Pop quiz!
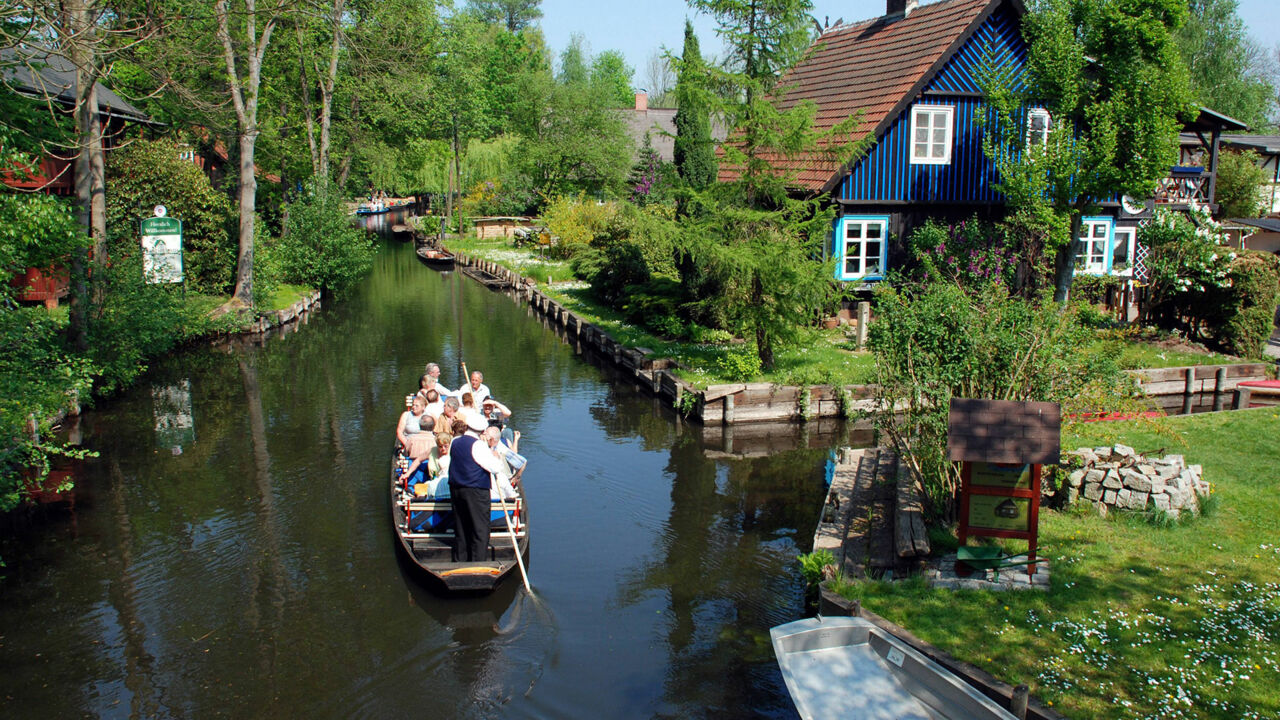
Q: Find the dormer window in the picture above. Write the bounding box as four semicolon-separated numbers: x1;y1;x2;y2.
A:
1026;108;1051;148
910;105;953;165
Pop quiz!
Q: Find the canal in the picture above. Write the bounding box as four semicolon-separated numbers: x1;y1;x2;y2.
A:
0;220;832;718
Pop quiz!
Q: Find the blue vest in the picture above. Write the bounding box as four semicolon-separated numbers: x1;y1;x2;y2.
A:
448;435;490;489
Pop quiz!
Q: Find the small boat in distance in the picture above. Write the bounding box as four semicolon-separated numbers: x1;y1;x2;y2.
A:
416;245;456;270
770;616;1017;720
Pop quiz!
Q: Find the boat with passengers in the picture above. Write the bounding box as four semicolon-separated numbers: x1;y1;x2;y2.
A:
389;397;529;592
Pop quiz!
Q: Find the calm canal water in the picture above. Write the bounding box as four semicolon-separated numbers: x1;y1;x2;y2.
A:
0;216;832;719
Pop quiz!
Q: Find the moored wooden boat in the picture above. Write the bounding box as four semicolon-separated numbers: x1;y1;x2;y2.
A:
391;222;412;237
389;452;529;593
770;616;1017;720
416;245;456;269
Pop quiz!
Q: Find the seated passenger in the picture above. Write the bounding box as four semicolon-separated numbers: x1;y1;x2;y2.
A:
424;362;452;397
396;396;428;453
457;392;483;426
462;370;491;405
422;388;444;419
434;396;460;432
481;398;512;428
483;426;519;501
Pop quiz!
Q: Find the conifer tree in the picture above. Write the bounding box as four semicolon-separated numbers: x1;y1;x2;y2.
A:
673;20;716;190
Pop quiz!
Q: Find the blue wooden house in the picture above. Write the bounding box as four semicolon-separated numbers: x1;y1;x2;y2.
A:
722;0;1246;285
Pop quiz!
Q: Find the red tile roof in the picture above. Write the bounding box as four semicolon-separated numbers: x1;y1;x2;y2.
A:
719;0;998;193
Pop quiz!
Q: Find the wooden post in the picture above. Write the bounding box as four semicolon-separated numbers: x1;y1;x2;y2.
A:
724;393;735;425
1235;387;1252;410
856;302;870;349
1213;367;1227;412
1011;685;1029;720
1182;367;1195;415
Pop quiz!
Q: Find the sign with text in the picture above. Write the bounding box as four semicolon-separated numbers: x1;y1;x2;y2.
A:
967;494;1031;532
970;462;1032;490
140;216;183;284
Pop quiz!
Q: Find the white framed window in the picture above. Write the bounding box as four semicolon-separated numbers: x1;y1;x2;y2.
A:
1111;226;1136;275
910;105;954;165
1074;217;1112;274
1026;108;1051;148
835;216;890;281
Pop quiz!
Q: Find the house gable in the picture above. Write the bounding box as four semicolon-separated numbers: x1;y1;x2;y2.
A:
838;2;1025;204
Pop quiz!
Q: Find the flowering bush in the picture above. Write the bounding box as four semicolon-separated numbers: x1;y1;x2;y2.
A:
906;219;1018;289
1142;206;1280;356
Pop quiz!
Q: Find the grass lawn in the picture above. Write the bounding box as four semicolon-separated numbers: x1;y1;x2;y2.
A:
443;233;878;387
262;283;314;313
831;409;1280;719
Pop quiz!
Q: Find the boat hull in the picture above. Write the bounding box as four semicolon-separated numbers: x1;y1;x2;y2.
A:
415;246;456;269
389;458;528;593
770;616;1016;720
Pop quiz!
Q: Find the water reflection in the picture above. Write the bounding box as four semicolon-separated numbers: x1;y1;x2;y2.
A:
0;236;834;719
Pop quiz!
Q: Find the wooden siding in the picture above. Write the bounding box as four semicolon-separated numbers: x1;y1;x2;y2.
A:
928;5;1026;94
838;6;1025;205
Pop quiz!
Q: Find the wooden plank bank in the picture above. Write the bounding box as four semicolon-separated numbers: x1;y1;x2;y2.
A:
451;251;875;426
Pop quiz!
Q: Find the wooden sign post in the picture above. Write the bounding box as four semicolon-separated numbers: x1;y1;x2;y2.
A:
947;399;1060;577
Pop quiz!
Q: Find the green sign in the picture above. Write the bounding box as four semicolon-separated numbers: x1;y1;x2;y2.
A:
968;495;1031;532
970;462;1032;490
140;217;184;284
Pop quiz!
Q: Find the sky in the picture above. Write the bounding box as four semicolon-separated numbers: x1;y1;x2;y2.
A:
539;0;1280;96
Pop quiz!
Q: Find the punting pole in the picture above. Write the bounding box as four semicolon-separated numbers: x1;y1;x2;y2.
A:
497;491;531;595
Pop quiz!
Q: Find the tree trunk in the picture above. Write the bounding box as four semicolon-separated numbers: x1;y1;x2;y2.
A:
1052;212;1083;304
296;23;321;175
317;0;343;178
232;131;258;305
68;0;105;349
752;272;774;370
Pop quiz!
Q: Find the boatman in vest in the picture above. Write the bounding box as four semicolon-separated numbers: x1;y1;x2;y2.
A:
448;413;507;562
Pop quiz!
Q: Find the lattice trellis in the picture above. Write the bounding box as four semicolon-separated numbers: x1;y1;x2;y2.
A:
1132;217;1152;284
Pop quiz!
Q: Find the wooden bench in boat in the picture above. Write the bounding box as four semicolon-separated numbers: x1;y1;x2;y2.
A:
403;497;525;539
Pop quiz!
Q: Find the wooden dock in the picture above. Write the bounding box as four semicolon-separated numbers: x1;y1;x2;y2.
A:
814;447;930;579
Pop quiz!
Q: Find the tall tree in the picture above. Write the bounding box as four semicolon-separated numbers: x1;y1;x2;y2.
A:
590;49;634;107
983;0;1197;303
295;0;345;178
214;0;291;307
643;50;675;106
466;0;542;32
672;20;716;190
683;0;860;369
1176;0;1276;130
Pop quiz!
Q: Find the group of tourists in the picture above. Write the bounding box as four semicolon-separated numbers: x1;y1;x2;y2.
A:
395;361;525;562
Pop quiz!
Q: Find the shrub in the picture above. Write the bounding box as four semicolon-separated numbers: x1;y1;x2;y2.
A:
541;194;618;259
716;343;763;382
105;138;236;295
907;218;1017;288
1214;149;1269;219
86;254;186;396
278;178;376;296
869;282;1134;521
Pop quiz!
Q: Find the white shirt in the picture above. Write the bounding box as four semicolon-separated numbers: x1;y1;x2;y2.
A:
466;431;506;475
459;382;490;405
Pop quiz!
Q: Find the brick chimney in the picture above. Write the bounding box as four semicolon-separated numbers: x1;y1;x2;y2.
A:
887;0;918;17
635;92;648;112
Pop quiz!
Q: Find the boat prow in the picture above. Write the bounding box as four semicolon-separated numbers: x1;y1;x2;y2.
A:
770;616;1017;720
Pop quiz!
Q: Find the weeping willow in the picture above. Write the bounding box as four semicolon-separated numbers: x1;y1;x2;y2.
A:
356;134;520;196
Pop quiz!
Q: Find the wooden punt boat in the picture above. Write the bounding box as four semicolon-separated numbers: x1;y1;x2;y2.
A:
391;222;412;237
415;245;456;269
770;616;1017;720
389;451;529;593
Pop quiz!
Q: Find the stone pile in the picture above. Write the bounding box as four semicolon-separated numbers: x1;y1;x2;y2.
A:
1061;444;1210;518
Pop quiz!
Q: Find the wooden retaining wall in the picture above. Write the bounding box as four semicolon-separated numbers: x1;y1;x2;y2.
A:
451;252;1274;425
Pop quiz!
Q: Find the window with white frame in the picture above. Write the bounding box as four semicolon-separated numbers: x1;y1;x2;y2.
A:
1026;108;1051;148
910;106;954;165
1111;226;1136;274
836;216;889;281
1074;218;1111;274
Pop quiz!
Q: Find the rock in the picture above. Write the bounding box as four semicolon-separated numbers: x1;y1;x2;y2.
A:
1162;454;1184;467
1194;480;1211;497
1140;464;1158;477
1093;447;1112;460
1156;464;1180;480
1084;468;1106;485
1096;462;1118;471
1096;502;1109;518
1187;464;1203;481
1173;473;1193;493
1084;483;1104;501
1151;477;1167;494
1066;487;1080;504
1168;488;1187;509
1122;469;1153;493
1131;491;1150;510
1114;444;1135;458
1152;493;1171;512
1117;488;1132;508
1167;507;1180;520
1076;448;1099;466
1104;489;1118;505
1068;470;1085;488
1103;470;1123;489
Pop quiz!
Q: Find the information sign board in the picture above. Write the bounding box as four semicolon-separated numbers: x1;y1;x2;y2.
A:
140;216;183;284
